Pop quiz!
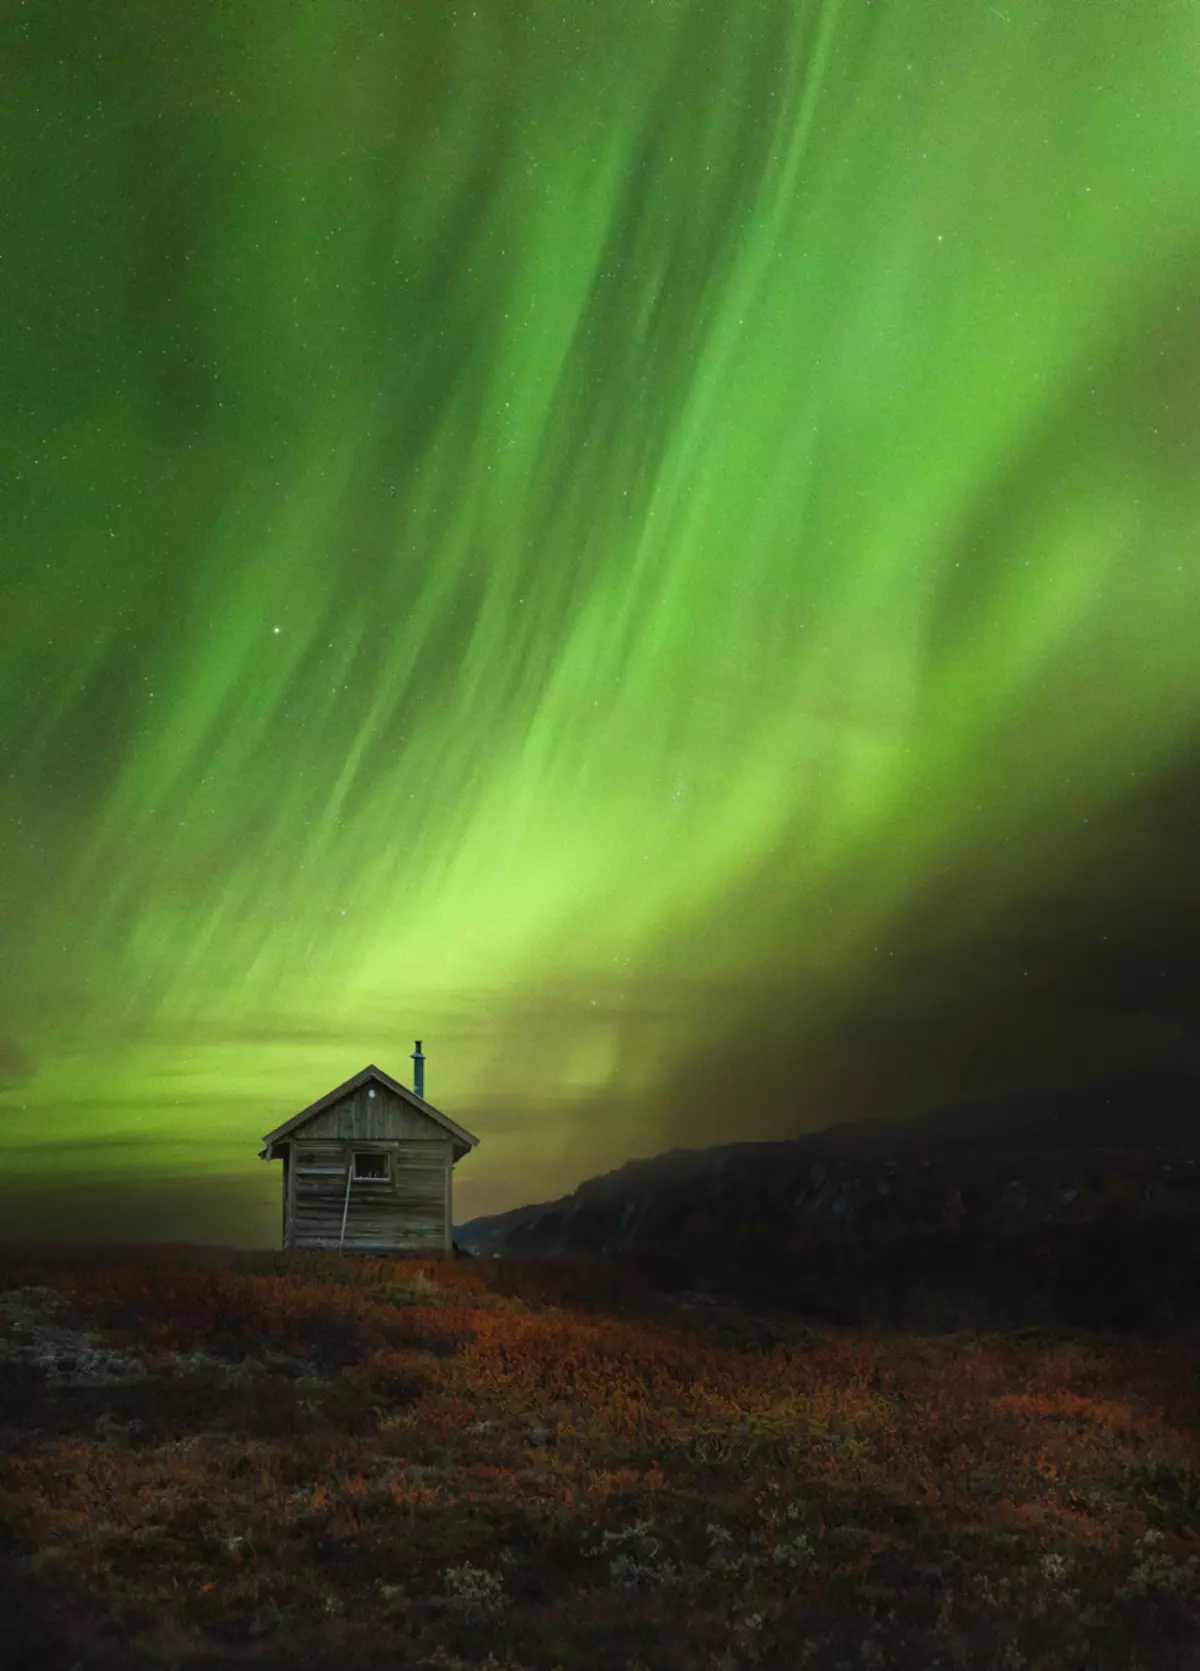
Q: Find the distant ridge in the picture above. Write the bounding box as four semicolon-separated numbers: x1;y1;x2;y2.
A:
458;1065;1200;1250
453;1067;1200;1333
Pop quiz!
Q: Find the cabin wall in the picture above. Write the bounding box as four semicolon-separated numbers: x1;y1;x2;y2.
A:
288;1134;451;1254
285;1140;297;1248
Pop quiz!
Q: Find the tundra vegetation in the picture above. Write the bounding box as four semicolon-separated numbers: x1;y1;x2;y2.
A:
0;1244;1197;1671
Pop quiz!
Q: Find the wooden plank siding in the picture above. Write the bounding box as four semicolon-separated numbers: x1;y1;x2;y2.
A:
282;1145;290;1248
444;1147;452;1255
297;1081;434;1142
285;1138;297;1249
286;1131;452;1253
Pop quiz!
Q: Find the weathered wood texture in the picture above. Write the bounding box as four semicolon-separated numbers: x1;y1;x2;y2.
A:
298;1080;435;1141
283;1093;452;1253
266;1069;474;1256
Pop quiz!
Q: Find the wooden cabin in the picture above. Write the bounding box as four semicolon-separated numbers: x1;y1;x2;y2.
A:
257;1048;479;1255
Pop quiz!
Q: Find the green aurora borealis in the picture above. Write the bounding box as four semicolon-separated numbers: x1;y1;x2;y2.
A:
3;0;1199;1244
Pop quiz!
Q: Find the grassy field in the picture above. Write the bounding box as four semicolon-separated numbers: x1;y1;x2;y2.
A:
0;1243;1197;1671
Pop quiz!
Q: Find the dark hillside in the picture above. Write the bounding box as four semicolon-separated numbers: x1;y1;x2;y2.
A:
456;1068;1200;1336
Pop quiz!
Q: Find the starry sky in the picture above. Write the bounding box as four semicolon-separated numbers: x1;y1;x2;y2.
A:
3;0;1199;1246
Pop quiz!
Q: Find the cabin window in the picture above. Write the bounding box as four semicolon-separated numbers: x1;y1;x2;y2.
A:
353;1150;389;1181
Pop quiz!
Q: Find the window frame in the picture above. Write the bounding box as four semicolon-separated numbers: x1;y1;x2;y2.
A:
352;1148;391;1183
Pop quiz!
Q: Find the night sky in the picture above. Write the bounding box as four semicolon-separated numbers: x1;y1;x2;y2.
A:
3;1;1199;1246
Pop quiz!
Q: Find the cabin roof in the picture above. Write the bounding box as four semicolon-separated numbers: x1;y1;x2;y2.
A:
257;1062;479;1161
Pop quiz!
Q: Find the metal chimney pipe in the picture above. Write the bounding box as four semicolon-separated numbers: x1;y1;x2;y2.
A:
411;1039;425;1101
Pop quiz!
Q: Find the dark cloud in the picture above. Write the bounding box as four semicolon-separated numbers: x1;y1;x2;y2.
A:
640;744;1200;1155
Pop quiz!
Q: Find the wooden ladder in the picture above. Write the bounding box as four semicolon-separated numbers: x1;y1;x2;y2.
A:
338;1161;354;1252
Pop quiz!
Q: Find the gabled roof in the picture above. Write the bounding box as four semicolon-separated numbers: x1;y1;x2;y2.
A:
258;1062;479;1161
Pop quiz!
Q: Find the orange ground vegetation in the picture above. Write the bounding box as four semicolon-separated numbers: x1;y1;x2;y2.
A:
0;1245;1197;1671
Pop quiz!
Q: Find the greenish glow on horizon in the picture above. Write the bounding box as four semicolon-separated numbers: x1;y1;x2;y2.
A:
3;0;1199;1241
